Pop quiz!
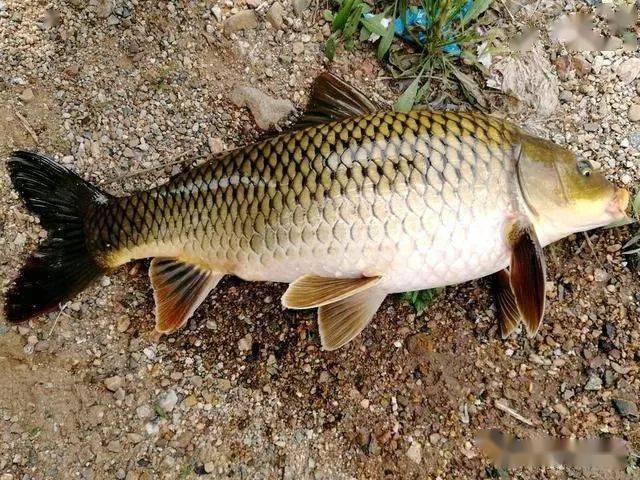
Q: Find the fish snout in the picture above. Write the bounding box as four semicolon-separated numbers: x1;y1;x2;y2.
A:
606;187;630;219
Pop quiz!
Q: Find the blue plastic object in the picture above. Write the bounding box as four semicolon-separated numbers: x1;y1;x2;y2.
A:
367;1;473;55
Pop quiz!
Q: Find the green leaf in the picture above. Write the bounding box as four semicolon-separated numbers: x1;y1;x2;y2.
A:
401;289;441;315
361;13;389;36
394;76;420;113
323;9;334;22
332;0;356;31
154;404;168;419
324;33;338;60
460;0;492;26
377;18;395;59
343;4;364;49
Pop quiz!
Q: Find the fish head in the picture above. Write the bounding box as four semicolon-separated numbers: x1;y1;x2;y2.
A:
517;136;629;238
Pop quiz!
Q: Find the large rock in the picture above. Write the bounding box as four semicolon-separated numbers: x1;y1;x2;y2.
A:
224;10;258;35
230;86;295;130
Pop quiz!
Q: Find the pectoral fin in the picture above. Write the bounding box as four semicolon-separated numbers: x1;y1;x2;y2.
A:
492;269;522;339
282;274;382;309
506;219;546;337
150;258;223;334
318;287;386;351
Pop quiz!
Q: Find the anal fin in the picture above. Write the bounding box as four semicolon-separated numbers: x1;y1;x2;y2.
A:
150;257;223;334
318;287;386;351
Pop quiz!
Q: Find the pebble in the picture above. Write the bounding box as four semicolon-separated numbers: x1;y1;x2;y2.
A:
159;389;178;412
19;88;35;103
616;58;640;84
406;441;422;464
136;405;153;420
584;375;602;391
628;104;640;123
204;463;215;473
292;42;304;55
230;86;295;130
116;316;130;333
104;376;123;392
266;2;284;29
629;132;640;149
293;0;310;15
612;399;638;420
558;90;573;103
224;11;258;35
238;333;252;352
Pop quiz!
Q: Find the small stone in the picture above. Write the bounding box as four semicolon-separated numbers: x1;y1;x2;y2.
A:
266;2;284;29
292;42;304;55
210;5;222;21
224;10;258;35
107;439;122;453
293;0;310;15
104;376;123;392
593;268;610;282
406;441;422;464
617;58;640;84
100;276;111;287
628;104;640;123
571;55;591;76
136;404;153;420
629;132;640;149
584;122;599;132
19;88;35;103
159;390;178;412
116;316;130;333
584;375;602;391
96;0;114;18
558;90;573;103
204;463;215;473
612;398;638;420
238;333;252;352
145;422;159;436
230;86;295;130
553;403;569;416
208;136;224;154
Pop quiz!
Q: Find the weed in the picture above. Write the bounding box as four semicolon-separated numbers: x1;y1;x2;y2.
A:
154;403;168;420
401;288;442;315
324;0;498;110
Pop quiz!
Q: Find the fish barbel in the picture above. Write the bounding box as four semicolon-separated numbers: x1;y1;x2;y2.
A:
4;73;629;350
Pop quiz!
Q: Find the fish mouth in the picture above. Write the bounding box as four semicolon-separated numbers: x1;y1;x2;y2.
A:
606;187;630;219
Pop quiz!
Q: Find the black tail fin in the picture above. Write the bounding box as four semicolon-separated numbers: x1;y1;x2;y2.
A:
5;151;111;323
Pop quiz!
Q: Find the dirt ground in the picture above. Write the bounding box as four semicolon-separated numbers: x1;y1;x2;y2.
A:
1;1;639;479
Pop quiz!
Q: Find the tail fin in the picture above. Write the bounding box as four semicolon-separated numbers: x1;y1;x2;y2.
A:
5;151;111;323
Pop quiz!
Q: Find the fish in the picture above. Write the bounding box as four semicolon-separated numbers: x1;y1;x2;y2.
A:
3;72;630;350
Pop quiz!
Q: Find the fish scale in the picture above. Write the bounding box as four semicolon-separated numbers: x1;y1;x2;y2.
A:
87;108;520;293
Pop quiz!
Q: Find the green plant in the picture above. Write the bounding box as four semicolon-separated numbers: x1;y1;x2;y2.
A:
324;0;498;110
401;288;442;315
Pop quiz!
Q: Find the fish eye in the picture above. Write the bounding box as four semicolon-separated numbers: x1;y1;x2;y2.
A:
577;160;592;177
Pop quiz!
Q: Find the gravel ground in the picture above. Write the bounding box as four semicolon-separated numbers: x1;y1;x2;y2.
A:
0;1;639;479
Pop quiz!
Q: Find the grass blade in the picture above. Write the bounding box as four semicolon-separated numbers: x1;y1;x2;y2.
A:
377;19;395;59
394;76;421;113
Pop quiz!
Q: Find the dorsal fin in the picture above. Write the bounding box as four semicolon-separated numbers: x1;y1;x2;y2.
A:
291;72;380;130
